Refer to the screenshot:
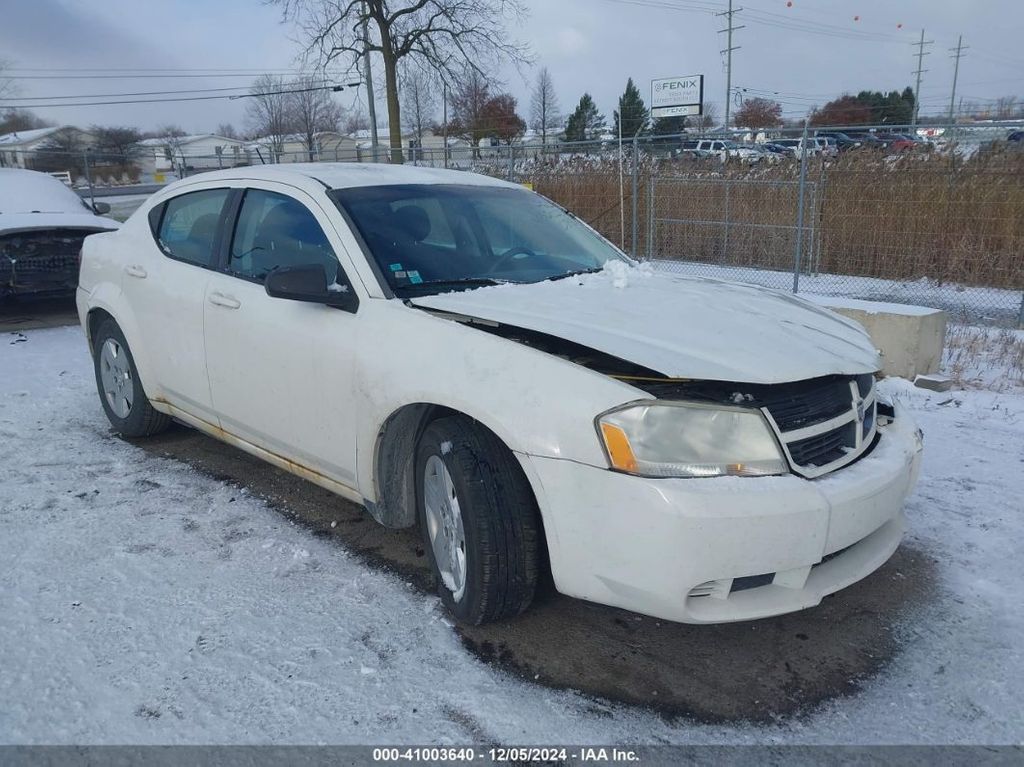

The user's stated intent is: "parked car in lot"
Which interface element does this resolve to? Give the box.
[874,133,919,152]
[679,138,762,163]
[844,132,886,150]
[813,131,862,151]
[1,168,118,299]
[768,137,837,158]
[77,163,923,626]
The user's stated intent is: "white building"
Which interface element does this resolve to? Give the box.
[138,134,249,175]
[247,132,361,164]
[0,126,95,169]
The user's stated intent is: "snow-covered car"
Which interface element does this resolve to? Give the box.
[76,164,923,626]
[1,168,119,298]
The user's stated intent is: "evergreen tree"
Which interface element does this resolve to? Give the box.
[651,115,687,136]
[564,93,604,142]
[613,78,649,137]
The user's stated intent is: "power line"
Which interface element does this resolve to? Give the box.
[6,82,331,101]
[0,83,357,110]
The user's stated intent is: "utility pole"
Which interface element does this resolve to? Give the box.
[948,35,968,124]
[361,2,380,161]
[716,1,743,131]
[911,29,933,128]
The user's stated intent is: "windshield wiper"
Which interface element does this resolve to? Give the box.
[400,277,508,291]
[549,266,604,281]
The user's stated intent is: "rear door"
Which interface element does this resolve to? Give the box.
[125,185,232,420]
[202,182,361,489]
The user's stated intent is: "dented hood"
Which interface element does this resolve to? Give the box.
[410,267,880,384]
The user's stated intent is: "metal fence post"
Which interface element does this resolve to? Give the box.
[82,149,96,211]
[646,174,655,260]
[1018,292,1024,329]
[631,136,639,257]
[507,144,514,181]
[792,119,810,293]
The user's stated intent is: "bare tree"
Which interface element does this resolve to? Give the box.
[91,125,144,166]
[529,66,560,144]
[216,123,240,139]
[272,0,531,164]
[343,107,371,135]
[245,74,296,161]
[152,124,188,176]
[0,109,51,135]
[995,96,1019,120]
[687,102,719,131]
[288,74,345,160]
[401,67,438,150]
[445,69,491,156]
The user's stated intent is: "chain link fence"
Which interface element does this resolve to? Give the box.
[5,122,1022,326]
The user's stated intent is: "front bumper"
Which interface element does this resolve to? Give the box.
[524,403,923,624]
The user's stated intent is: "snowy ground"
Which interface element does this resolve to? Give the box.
[1,326,1022,745]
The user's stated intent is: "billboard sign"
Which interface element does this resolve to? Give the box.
[651,75,704,118]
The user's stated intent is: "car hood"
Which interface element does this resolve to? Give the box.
[0,212,120,236]
[410,263,879,384]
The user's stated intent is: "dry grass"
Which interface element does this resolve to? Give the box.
[514,148,1024,292]
[944,324,1024,392]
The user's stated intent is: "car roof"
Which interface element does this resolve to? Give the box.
[173,162,522,192]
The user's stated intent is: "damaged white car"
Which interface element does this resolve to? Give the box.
[1,168,118,298]
[76,164,923,625]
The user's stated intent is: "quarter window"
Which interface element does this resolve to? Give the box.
[156,189,231,268]
[229,189,339,282]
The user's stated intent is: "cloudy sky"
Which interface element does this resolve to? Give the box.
[1,0,1021,134]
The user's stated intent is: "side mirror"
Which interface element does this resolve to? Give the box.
[92,201,111,215]
[264,264,359,313]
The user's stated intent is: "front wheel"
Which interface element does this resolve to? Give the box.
[416,416,540,625]
[92,319,171,437]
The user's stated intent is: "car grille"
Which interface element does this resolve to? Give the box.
[761,374,877,478]
[1,229,95,296]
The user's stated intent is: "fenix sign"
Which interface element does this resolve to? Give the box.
[651,75,704,118]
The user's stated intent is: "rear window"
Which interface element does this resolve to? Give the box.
[155,189,231,268]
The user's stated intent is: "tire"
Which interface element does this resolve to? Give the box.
[92,319,171,438]
[415,416,540,625]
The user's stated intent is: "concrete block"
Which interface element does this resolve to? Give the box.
[914,374,953,392]
[806,295,948,380]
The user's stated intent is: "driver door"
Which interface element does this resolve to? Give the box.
[202,183,360,489]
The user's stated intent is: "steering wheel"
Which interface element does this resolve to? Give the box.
[488,246,540,274]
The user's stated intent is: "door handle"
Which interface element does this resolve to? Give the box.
[208,292,241,310]
[124,265,147,279]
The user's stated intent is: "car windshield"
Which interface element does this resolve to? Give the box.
[330,183,629,295]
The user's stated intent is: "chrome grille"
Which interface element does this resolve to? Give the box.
[762,375,877,479]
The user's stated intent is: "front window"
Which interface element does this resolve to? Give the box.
[331,184,629,295]
[228,189,340,283]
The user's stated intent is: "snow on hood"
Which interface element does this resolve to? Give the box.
[0,212,119,235]
[0,169,118,234]
[411,262,880,384]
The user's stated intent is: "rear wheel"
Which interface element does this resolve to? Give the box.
[92,319,171,437]
[416,416,540,625]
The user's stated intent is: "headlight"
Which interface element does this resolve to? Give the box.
[596,401,788,478]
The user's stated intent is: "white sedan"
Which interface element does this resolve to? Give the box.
[76,163,923,625]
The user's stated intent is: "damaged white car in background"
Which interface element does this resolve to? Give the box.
[1,168,118,299]
[76,163,923,625]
